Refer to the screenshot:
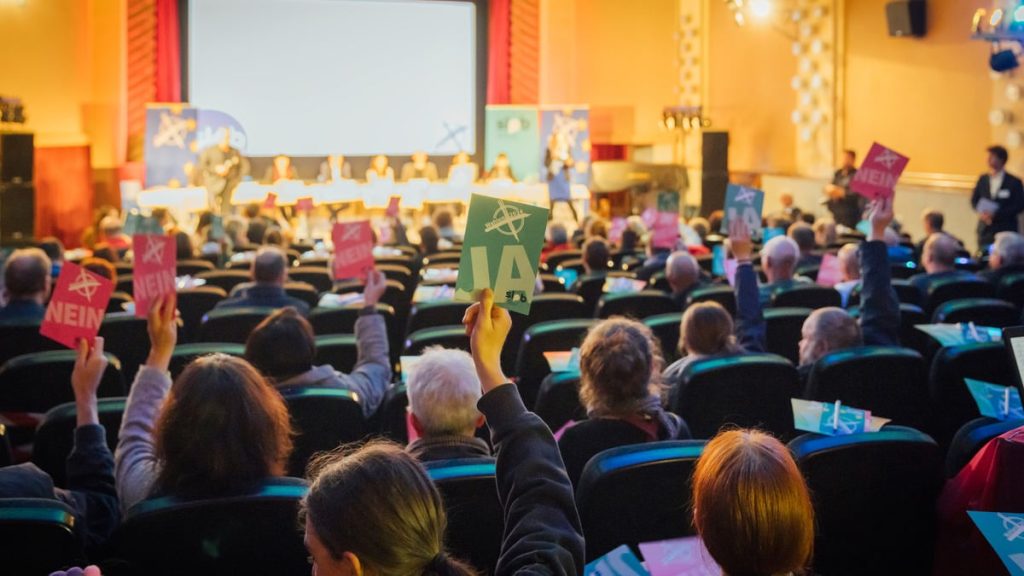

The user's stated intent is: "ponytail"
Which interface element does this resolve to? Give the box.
[422,552,477,576]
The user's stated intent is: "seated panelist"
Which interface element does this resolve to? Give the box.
[366,155,395,182]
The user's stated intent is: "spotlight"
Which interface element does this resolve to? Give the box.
[991,49,1019,73]
[991,8,1004,30]
[972,9,986,35]
[750,0,771,19]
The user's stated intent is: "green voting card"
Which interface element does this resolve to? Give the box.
[721,184,765,240]
[455,194,549,315]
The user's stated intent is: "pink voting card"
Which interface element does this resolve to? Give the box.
[850,142,909,200]
[332,221,375,280]
[816,252,842,288]
[132,234,176,318]
[638,537,721,576]
[40,262,114,349]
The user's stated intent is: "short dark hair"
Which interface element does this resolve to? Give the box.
[989,145,1010,165]
[243,203,261,219]
[3,248,50,299]
[252,246,287,283]
[787,222,816,251]
[37,237,64,263]
[583,238,610,272]
[843,149,856,160]
[922,210,944,232]
[246,307,315,381]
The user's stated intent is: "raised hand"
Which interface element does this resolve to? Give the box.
[72,337,108,426]
[146,294,177,373]
[726,218,754,262]
[462,289,512,394]
[867,195,894,242]
[362,269,387,307]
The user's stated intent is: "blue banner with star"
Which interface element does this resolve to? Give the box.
[144,104,199,188]
[539,106,590,188]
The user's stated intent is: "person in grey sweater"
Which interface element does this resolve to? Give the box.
[244,270,391,418]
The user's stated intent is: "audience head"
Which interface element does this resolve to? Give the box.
[992,232,1024,270]
[154,354,293,498]
[452,151,470,165]
[174,231,194,260]
[707,211,724,236]
[419,225,440,256]
[837,243,860,282]
[799,307,861,366]
[38,237,65,264]
[579,318,662,416]
[81,257,117,286]
[921,209,944,235]
[245,307,315,382]
[252,246,289,285]
[243,203,261,220]
[842,149,857,169]
[787,222,816,253]
[263,228,285,247]
[406,346,483,439]
[780,193,794,208]
[688,217,710,241]
[100,216,124,238]
[626,215,648,239]
[693,429,814,576]
[620,228,639,252]
[273,154,291,174]
[434,210,454,231]
[303,442,475,576]
[91,244,119,264]
[2,247,51,303]
[922,233,958,274]
[813,220,836,248]
[665,251,700,295]
[585,218,608,240]
[760,236,800,283]
[988,144,1009,173]
[582,238,610,274]
[547,222,568,246]
[679,301,738,358]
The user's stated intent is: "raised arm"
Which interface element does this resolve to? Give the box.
[858,197,901,347]
[464,290,585,576]
[727,219,766,353]
[345,270,392,417]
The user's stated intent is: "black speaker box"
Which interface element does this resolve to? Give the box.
[701,132,729,217]
[886,1,926,38]
[0,183,35,243]
[0,133,34,184]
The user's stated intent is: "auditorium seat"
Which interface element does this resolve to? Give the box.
[308,303,399,366]
[375,263,415,295]
[334,278,408,321]
[116,275,134,296]
[575,441,706,561]
[764,307,812,365]
[575,271,634,316]
[314,334,358,373]
[945,417,1024,478]
[168,343,245,379]
[403,326,470,356]
[534,372,584,431]
[771,284,841,310]
[197,306,277,343]
[0,321,63,367]
[503,294,589,374]
[98,312,152,383]
[684,284,737,316]
[195,270,251,294]
[176,259,215,277]
[513,319,598,408]
[424,458,502,575]
[538,273,567,293]
[646,271,671,293]
[421,252,461,267]
[890,260,920,280]
[113,478,309,575]
[888,278,923,307]
[406,300,470,336]
[997,272,1024,309]
[376,384,409,443]
[924,277,996,316]
[31,397,125,487]
[226,260,251,270]
[288,266,333,294]
[804,346,930,431]
[931,297,1019,328]
[595,290,676,320]
[176,286,227,341]
[543,249,583,271]
[789,426,943,576]
[643,312,683,364]
[0,499,83,574]
[668,353,801,441]
[278,386,366,477]
[795,263,820,282]
[0,350,124,414]
[928,341,1015,450]
[283,281,319,309]
[106,291,133,314]
[114,261,134,276]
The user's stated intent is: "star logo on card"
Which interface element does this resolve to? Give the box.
[69,268,101,302]
[735,187,756,204]
[1001,513,1024,542]
[141,235,167,264]
[484,199,530,242]
[340,224,363,242]
[875,148,901,169]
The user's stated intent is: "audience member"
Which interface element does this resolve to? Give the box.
[581,238,610,275]
[242,203,272,246]
[302,288,584,575]
[557,318,690,485]
[758,235,807,305]
[174,231,194,261]
[909,233,976,299]
[693,429,814,576]
[244,272,390,418]
[433,210,461,243]
[813,219,837,249]
[116,295,294,511]
[834,242,861,308]
[418,225,441,257]
[38,236,65,278]
[915,209,963,259]
[100,217,130,253]
[619,228,640,253]
[981,231,1024,284]
[405,346,488,461]
[81,205,119,250]
[788,222,821,269]
[707,210,724,237]
[81,257,117,286]
[400,151,440,182]
[214,246,311,314]
[0,338,119,550]
[91,244,120,264]
[0,247,51,324]
[776,192,803,223]
[688,217,710,243]
[664,250,704,308]
[541,222,571,263]
[636,242,673,282]
[585,218,608,241]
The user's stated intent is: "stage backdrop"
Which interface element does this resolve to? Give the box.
[485,105,589,187]
[539,106,591,187]
[144,104,247,188]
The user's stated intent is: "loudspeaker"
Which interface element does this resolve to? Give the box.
[701,131,729,217]
[0,183,35,243]
[0,133,34,184]
[886,1,926,38]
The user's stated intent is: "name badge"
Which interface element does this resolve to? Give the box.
[998,189,1011,199]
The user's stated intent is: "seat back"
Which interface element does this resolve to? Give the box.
[575,441,706,560]
[0,351,124,414]
[574,273,607,315]
[805,346,930,430]
[0,498,83,574]
[891,278,923,306]
[376,384,409,443]
[168,343,246,379]
[283,282,319,309]
[684,284,736,316]
[176,259,215,277]
[425,459,502,575]
[763,307,811,365]
[789,426,943,575]
[0,321,63,367]
[195,270,251,293]
[514,319,598,408]
[375,264,415,294]
[198,306,277,343]
[288,266,333,293]
[671,353,801,441]
[98,312,150,382]
[595,290,677,320]
[309,303,396,335]
[279,386,367,477]
[925,276,995,315]
[406,300,471,336]
[107,291,133,314]
[771,284,841,309]
[403,326,470,356]
[314,334,358,373]
[503,293,589,374]
[932,297,1019,328]
[945,417,1024,478]
[643,312,683,364]
[998,272,1024,308]
[544,249,583,270]
[534,372,584,431]
[32,397,125,487]
[538,273,567,293]
[897,303,929,355]
[176,287,227,341]
[929,341,1015,450]
[115,479,309,575]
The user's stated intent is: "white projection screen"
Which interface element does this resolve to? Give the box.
[187,0,479,157]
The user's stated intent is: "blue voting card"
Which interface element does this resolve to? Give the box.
[554,267,578,291]
[762,227,784,243]
[792,399,870,436]
[965,378,1024,421]
[585,545,650,576]
[969,511,1024,575]
[712,244,725,277]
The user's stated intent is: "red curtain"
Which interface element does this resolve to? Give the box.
[156,0,182,102]
[487,0,511,104]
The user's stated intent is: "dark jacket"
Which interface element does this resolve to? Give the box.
[478,384,584,575]
[828,168,864,228]
[407,435,491,462]
[979,263,1024,285]
[0,424,119,551]
[972,172,1024,246]
[669,279,710,310]
[908,269,978,301]
[0,299,46,324]
[214,283,310,315]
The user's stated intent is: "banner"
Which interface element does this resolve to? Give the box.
[144,104,199,188]
[484,106,542,183]
[539,106,591,187]
[40,263,114,349]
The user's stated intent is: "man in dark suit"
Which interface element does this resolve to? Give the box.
[972,145,1024,248]
[826,149,865,229]
[214,246,310,314]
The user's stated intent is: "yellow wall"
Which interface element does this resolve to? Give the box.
[843,0,991,177]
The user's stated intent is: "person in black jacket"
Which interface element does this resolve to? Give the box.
[971,145,1024,248]
[826,149,865,229]
[301,289,584,576]
[0,337,119,551]
[214,246,310,314]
